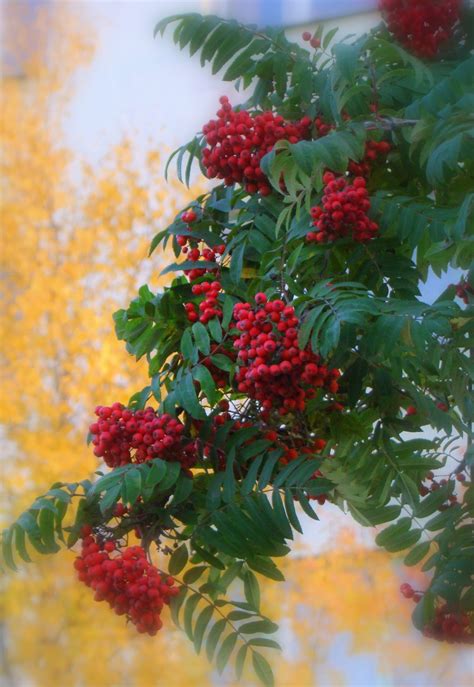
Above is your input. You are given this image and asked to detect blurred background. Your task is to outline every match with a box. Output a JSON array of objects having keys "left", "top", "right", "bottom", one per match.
[{"left": 0, "top": 1, "right": 470, "bottom": 686}]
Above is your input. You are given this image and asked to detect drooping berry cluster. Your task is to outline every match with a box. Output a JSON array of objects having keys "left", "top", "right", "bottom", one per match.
[
  {"left": 89, "top": 404, "right": 196, "bottom": 470},
  {"left": 74, "top": 528, "right": 179, "bottom": 636},
  {"left": 178, "top": 211, "right": 226, "bottom": 324},
  {"left": 232, "top": 294, "right": 340, "bottom": 416},
  {"left": 379, "top": 0, "right": 461, "bottom": 59},
  {"left": 202, "top": 96, "right": 312, "bottom": 195},
  {"left": 307, "top": 173, "right": 378, "bottom": 243}
]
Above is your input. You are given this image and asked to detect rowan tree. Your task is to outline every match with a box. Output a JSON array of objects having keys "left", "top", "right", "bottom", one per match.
[{"left": 2, "top": 3, "right": 473, "bottom": 686}]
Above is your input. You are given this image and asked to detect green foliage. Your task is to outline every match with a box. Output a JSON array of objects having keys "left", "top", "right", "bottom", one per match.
[{"left": 2, "top": 8, "right": 474, "bottom": 683}]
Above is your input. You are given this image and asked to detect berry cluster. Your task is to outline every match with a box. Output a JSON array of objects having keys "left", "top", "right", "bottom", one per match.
[
  {"left": 380, "top": 0, "right": 461, "bottom": 59},
  {"left": 232, "top": 294, "right": 340, "bottom": 416},
  {"left": 74, "top": 528, "right": 179, "bottom": 636},
  {"left": 308, "top": 173, "right": 378, "bottom": 243},
  {"left": 178, "top": 211, "right": 226, "bottom": 324},
  {"left": 314, "top": 116, "right": 333, "bottom": 137},
  {"left": 401, "top": 584, "right": 473, "bottom": 643},
  {"left": 424, "top": 605, "right": 473, "bottom": 644},
  {"left": 202, "top": 96, "right": 312, "bottom": 195},
  {"left": 89, "top": 404, "right": 196, "bottom": 470},
  {"left": 301, "top": 31, "right": 321, "bottom": 49},
  {"left": 400, "top": 582, "right": 423, "bottom": 603},
  {"left": 348, "top": 140, "right": 391, "bottom": 177},
  {"left": 454, "top": 278, "right": 473, "bottom": 305},
  {"left": 186, "top": 279, "right": 223, "bottom": 324},
  {"left": 418, "top": 472, "right": 460, "bottom": 509}
]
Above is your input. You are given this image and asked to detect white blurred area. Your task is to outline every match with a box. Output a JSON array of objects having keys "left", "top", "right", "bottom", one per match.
[{"left": 63, "top": 0, "right": 380, "bottom": 159}]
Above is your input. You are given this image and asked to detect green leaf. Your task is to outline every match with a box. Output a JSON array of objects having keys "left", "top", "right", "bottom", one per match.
[
  {"left": 376, "top": 518, "right": 411, "bottom": 548},
  {"left": 376, "top": 520, "right": 421, "bottom": 553},
  {"left": 157, "top": 461, "right": 181, "bottom": 491},
  {"left": 13, "top": 524, "right": 32, "bottom": 563},
  {"left": 229, "top": 242, "right": 245, "bottom": 283},
  {"left": 243, "top": 569, "right": 260, "bottom": 612},
  {"left": 235, "top": 644, "right": 248, "bottom": 680},
  {"left": 271, "top": 489, "right": 293, "bottom": 539},
  {"left": 169, "top": 543, "right": 189, "bottom": 575},
  {"left": 239, "top": 619, "right": 279, "bottom": 634},
  {"left": 404, "top": 541, "right": 430, "bottom": 566},
  {"left": 297, "top": 491, "right": 319, "bottom": 521},
  {"left": 179, "top": 373, "right": 207, "bottom": 419},
  {"left": 184, "top": 592, "right": 201, "bottom": 640},
  {"left": 252, "top": 651, "right": 275, "bottom": 687},
  {"left": 145, "top": 459, "right": 168, "bottom": 490},
  {"left": 192, "top": 322, "right": 211, "bottom": 355},
  {"left": 247, "top": 637, "right": 282, "bottom": 650},
  {"left": 412, "top": 591, "right": 435, "bottom": 631},
  {"left": 183, "top": 565, "right": 207, "bottom": 584},
  {"left": 123, "top": 468, "right": 142, "bottom": 506},
  {"left": 38, "top": 508, "right": 60, "bottom": 552},
  {"left": 208, "top": 317, "right": 222, "bottom": 342},
  {"left": 210, "top": 354, "right": 234, "bottom": 372},
  {"left": 193, "top": 544, "right": 226, "bottom": 570},
  {"left": 192, "top": 365, "right": 219, "bottom": 405},
  {"left": 2, "top": 528, "right": 16, "bottom": 571},
  {"left": 206, "top": 618, "right": 227, "bottom": 661},
  {"left": 257, "top": 452, "right": 281, "bottom": 490},
  {"left": 181, "top": 328, "right": 197, "bottom": 361},
  {"left": 283, "top": 487, "right": 302, "bottom": 533},
  {"left": 193, "top": 605, "right": 214, "bottom": 654},
  {"left": 227, "top": 610, "right": 254, "bottom": 621},
  {"left": 99, "top": 482, "right": 122, "bottom": 514},
  {"left": 416, "top": 486, "right": 451, "bottom": 517},
  {"left": 170, "top": 586, "right": 188, "bottom": 628},
  {"left": 169, "top": 474, "right": 194, "bottom": 507},
  {"left": 247, "top": 556, "right": 285, "bottom": 581},
  {"left": 216, "top": 632, "right": 238, "bottom": 674},
  {"left": 241, "top": 455, "right": 264, "bottom": 496},
  {"left": 425, "top": 505, "right": 461, "bottom": 532}
]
